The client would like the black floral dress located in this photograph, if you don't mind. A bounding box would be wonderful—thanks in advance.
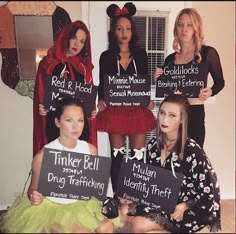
[127,137,221,233]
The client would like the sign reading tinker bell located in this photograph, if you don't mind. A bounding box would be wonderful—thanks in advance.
[38,148,111,201]
[43,75,98,118]
[155,63,208,98]
[104,74,151,106]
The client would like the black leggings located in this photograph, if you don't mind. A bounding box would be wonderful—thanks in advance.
[110,148,144,193]
[188,105,205,148]
[110,149,124,193]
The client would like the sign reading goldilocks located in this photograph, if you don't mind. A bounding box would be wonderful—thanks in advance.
[104,74,151,106]
[156,63,208,98]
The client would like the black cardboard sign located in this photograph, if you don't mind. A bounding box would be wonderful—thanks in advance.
[43,75,98,118]
[155,63,208,98]
[38,148,111,201]
[104,74,151,107]
[115,158,184,214]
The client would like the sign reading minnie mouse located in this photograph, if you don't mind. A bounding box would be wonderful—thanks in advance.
[104,74,151,107]
[104,2,151,107]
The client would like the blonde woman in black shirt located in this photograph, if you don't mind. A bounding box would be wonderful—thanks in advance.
[154,8,225,148]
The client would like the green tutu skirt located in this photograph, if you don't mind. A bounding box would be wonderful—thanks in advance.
[0,196,124,233]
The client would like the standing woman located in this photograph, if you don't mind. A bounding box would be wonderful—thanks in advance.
[120,94,221,233]
[33,20,97,156]
[154,8,225,148]
[96,2,156,192]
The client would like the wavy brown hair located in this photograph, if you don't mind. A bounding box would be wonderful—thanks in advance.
[156,94,190,160]
[67,22,89,62]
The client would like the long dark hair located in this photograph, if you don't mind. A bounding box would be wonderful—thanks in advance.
[55,96,85,120]
[106,2,138,56]
[108,15,138,56]
[156,94,190,160]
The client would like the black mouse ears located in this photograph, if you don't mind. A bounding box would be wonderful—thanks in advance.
[106,2,136,18]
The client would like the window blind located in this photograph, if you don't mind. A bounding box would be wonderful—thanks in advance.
[131,11,169,151]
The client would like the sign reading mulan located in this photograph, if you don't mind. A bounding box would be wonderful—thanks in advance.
[155,63,208,98]
[104,74,151,106]
[115,158,184,214]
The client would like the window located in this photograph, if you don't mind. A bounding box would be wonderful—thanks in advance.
[126,10,169,156]
[134,10,169,84]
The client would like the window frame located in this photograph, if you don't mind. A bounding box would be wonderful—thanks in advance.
[131,10,169,153]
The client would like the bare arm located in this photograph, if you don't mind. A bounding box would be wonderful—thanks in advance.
[28,149,44,205]
[153,67,164,80]
[88,143,98,155]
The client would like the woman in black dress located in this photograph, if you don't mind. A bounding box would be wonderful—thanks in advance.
[154,8,225,148]
[121,94,221,233]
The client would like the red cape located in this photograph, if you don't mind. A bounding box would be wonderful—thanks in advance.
[33,20,97,156]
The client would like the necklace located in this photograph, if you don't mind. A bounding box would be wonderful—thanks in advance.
[164,138,176,151]
[176,50,195,64]
[165,137,176,142]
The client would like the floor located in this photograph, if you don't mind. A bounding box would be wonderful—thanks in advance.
[0,199,235,233]
[117,199,235,233]
[199,199,235,233]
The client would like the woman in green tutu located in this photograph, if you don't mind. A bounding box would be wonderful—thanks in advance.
[0,97,123,233]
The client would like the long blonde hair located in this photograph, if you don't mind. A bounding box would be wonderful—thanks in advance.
[173,8,204,63]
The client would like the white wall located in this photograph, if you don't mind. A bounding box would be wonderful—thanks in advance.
[192,1,235,199]
[0,1,234,209]
[0,0,83,209]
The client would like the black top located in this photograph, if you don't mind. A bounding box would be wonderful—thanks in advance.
[98,48,148,99]
[164,45,225,96]
[128,137,221,233]
[52,63,84,82]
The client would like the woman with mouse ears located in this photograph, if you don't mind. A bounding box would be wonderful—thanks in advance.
[96,2,156,195]
[154,8,225,148]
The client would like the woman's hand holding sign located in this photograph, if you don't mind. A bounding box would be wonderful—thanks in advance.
[199,87,212,101]
[153,67,163,81]
[29,190,44,205]
[39,104,48,116]
[89,109,97,119]
[147,100,154,110]
[97,100,107,112]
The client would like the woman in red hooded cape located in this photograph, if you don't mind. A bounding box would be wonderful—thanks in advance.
[33,20,97,156]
